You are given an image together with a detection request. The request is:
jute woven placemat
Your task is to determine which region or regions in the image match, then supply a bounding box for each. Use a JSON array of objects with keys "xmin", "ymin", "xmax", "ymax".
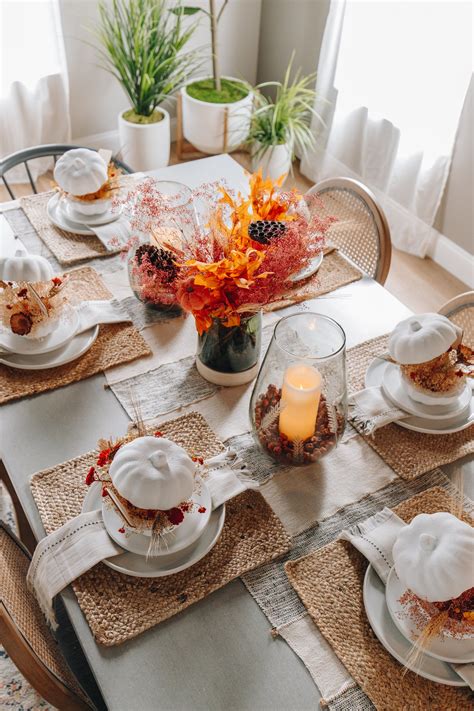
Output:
[
  {"xmin": 30, "ymin": 412, "xmax": 291, "ymax": 646},
  {"xmin": 20, "ymin": 175, "xmax": 137, "ymax": 266},
  {"xmin": 346, "ymin": 334, "xmax": 474, "ymax": 480},
  {"xmin": 264, "ymin": 250, "xmax": 362, "ymax": 311},
  {"xmin": 285, "ymin": 486, "xmax": 473, "ymax": 710},
  {"xmin": 0, "ymin": 266, "xmax": 151, "ymax": 404}
]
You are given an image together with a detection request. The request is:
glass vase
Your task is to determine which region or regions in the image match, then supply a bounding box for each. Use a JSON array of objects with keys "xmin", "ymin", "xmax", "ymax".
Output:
[
  {"xmin": 127, "ymin": 239, "xmax": 182, "ymax": 313},
  {"xmin": 250, "ymin": 312, "xmax": 347, "ymax": 465},
  {"xmin": 196, "ymin": 312, "xmax": 262, "ymax": 386},
  {"xmin": 127, "ymin": 180, "xmax": 199, "ymax": 311}
]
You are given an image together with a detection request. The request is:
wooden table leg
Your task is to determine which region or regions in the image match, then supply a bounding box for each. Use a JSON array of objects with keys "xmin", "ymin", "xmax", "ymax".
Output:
[{"xmin": 0, "ymin": 459, "xmax": 36, "ymax": 554}]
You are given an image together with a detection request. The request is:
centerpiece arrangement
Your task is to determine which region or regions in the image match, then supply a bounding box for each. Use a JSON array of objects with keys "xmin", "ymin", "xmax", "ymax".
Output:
[{"xmin": 121, "ymin": 171, "xmax": 336, "ymax": 384}]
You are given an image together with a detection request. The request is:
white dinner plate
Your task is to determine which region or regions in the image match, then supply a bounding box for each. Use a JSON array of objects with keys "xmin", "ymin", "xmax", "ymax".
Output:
[
  {"xmin": 102, "ymin": 479, "xmax": 212, "ymax": 556},
  {"xmin": 0, "ymin": 325, "xmax": 98, "ymax": 370},
  {"xmin": 47, "ymin": 194, "xmax": 120, "ymax": 236},
  {"xmin": 365, "ymin": 358, "xmax": 474, "ymax": 434},
  {"xmin": 0, "ymin": 307, "xmax": 79, "ymax": 355},
  {"xmin": 288, "ymin": 252, "xmax": 323, "ymax": 283},
  {"xmin": 385, "ymin": 567, "xmax": 474, "ymax": 664},
  {"xmin": 65, "ymin": 201, "xmax": 122, "ymax": 226},
  {"xmin": 83, "ymin": 483, "xmax": 226, "ymax": 578},
  {"xmin": 363, "ymin": 565, "xmax": 467, "ymax": 686},
  {"xmin": 381, "ymin": 362, "xmax": 471, "ymax": 420}
]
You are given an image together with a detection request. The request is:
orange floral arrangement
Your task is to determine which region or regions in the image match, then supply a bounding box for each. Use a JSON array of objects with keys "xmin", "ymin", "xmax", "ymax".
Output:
[
  {"xmin": 176, "ymin": 171, "xmax": 336, "ymax": 334},
  {"xmin": 119, "ymin": 171, "xmax": 336, "ymax": 334}
]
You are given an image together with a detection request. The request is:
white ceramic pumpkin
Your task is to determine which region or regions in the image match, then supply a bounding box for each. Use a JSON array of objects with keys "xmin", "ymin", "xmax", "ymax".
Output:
[
  {"xmin": 392, "ymin": 512, "xmax": 474, "ymax": 602},
  {"xmin": 54, "ymin": 148, "xmax": 108, "ymax": 197},
  {"xmin": 388, "ymin": 313, "xmax": 462, "ymax": 365},
  {"xmin": 0, "ymin": 249, "xmax": 53, "ymax": 283},
  {"xmin": 109, "ymin": 436, "xmax": 196, "ymax": 510}
]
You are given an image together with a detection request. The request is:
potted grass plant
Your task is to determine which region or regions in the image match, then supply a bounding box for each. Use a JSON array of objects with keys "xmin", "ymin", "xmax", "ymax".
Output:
[
  {"xmin": 95, "ymin": 0, "xmax": 202, "ymax": 170},
  {"xmin": 173, "ymin": 1, "xmax": 253, "ymax": 154},
  {"xmin": 249, "ymin": 57, "xmax": 323, "ymax": 181}
]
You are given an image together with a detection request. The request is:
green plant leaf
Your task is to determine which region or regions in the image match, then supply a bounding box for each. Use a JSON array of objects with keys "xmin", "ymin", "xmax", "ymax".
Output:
[
  {"xmin": 93, "ymin": 0, "xmax": 205, "ymax": 116},
  {"xmin": 169, "ymin": 6, "xmax": 204, "ymax": 15}
]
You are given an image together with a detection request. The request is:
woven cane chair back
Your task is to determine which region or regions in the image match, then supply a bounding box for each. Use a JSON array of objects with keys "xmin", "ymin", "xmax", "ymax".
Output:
[
  {"xmin": 0, "ymin": 523, "xmax": 91, "ymax": 709},
  {"xmin": 439, "ymin": 291, "xmax": 474, "ymax": 349},
  {"xmin": 307, "ymin": 177, "xmax": 392, "ymax": 284}
]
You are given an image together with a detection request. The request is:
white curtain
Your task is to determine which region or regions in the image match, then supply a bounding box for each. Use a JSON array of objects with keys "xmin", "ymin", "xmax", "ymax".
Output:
[
  {"xmin": 301, "ymin": 0, "xmax": 472, "ymax": 256},
  {"xmin": 0, "ymin": 0, "xmax": 71, "ymax": 180}
]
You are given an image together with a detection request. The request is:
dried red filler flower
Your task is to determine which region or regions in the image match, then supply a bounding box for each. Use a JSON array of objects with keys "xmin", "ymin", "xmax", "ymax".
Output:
[
  {"xmin": 166, "ymin": 508, "xmax": 185, "ymax": 526},
  {"xmin": 85, "ymin": 467, "xmax": 96, "ymax": 486},
  {"xmin": 52, "ymin": 277, "xmax": 62, "ymax": 286}
]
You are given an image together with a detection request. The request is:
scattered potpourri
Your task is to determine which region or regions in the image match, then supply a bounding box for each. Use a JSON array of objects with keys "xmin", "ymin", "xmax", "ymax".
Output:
[
  {"xmin": 398, "ymin": 587, "xmax": 474, "ymax": 640},
  {"xmin": 0, "ymin": 276, "xmax": 67, "ymax": 337},
  {"xmin": 118, "ymin": 171, "xmax": 337, "ymax": 330},
  {"xmin": 85, "ymin": 430, "xmax": 206, "ymax": 536}
]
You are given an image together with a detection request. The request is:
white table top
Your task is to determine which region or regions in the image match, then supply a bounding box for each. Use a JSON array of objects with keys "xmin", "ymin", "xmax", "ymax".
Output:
[{"xmin": 1, "ymin": 155, "xmax": 468, "ymax": 710}]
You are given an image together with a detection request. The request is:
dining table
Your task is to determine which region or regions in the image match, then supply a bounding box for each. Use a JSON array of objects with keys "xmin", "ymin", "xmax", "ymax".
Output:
[{"xmin": 0, "ymin": 154, "xmax": 472, "ymax": 710}]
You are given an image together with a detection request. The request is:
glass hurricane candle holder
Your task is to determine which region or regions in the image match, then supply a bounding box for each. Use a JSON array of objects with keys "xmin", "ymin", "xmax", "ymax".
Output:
[
  {"xmin": 250, "ymin": 312, "xmax": 347, "ymax": 465},
  {"xmin": 127, "ymin": 180, "xmax": 199, "ymax": 311}
]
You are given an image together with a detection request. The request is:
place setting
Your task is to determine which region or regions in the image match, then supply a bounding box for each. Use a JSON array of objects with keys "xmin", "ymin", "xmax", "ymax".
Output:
[
  {"xmin": 47, "ymin": 147, "xmax": 130, "ymax": 248},
  {"xmin": 349, "ymin": 312, "xmax": 474, "ymax": 436},
  {"xmin": 0, "ymin": 250, "xmax": 131, "ymax": 370},
  {"xmin": 284, "ymin": 483, "xmax": 474, "ymax": 706},
  {"xmin": 28, "ymin": 411, "xmax": 291, "ymax": 644}
]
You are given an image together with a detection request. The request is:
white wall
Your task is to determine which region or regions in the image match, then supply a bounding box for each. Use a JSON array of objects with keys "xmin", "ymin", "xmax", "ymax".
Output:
[
  {"xmin": 257, "ymin": 0, "xmax": 329, "ymax": 86},
  {"xmin": 58, "ymin": 0, "xmax": 262, "ymax": 141},
  {"xmin": 434, "ymin": 75, "xmax": 473, "ymax": 256}
]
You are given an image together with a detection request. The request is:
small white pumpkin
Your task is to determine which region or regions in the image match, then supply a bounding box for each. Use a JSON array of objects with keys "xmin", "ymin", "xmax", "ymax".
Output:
[
  {"xmin": 109, "ymin": 436, "xmax": 195, "ymax": 510},
  {"xmin": 393, "ymin": 512, "xmax": 474, "ymax": 602},
  {"xmin": 388, "ymin": 313, "xmax": 462, "ymax": 365},
  {"xmin": 54, "ymin": 148, "xmax": 108, "ymax": 196},
  {"xmin": 0, "ymin": 249, "xmax": 53, "ymax": 283}
]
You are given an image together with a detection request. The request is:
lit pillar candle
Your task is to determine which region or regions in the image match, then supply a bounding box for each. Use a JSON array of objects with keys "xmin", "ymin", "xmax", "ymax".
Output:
[{"xmin": 279, "ymin": 363, "xmax": 322, "ymax": 441}]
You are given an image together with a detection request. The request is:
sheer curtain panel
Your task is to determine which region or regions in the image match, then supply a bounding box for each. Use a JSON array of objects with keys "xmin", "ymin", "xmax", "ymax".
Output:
[
  {"xmin": 301, "ymin": 0, "xmax": 472, "ymax": 256},
  {"xmin": 0, "ymin": 0, "xmax": 71, "ymax": 180}
]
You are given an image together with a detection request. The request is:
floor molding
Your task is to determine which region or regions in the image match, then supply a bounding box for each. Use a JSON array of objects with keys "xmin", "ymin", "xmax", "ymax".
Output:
[{"xmin": 427, "ymin": 233, "xmax": 474, "ymax": 289}]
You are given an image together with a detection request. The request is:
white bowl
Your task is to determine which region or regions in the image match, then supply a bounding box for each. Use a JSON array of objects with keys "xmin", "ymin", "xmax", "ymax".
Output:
[{"xmin": 66, "ymin": 195, "xmax": 111, "ymax": 216}]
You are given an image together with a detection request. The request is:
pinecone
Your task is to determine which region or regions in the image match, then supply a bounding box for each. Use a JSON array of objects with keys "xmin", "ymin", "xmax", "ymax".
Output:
[
  {"xmin": 135, "ymin": 244, "xmax": 178, "ymax": 282},
  {"xmin": 248, "ymin": 220, "xmax": 287, "ymax": 245}
]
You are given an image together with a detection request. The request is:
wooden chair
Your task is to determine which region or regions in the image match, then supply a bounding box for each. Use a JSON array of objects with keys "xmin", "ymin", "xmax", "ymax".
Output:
[
  {"xmin": 306, "ymin": 177, "xmax": 392, "ymax": 284},
  {"xmin": 0, "ymin": 522, "xmax": 100, "ymax": 710},
  {"xmin": 439, "ymin": 291, "xmax": 474, "ymax": 348},
  {"xmin": 0, "ymin": 143, "xmax": 133, "ymax": 200}
]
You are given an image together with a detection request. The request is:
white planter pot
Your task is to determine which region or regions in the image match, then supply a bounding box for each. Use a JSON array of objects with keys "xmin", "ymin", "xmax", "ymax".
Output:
[
  {"xmin": 118, "ymin": 107, "xmax": 170, "ymax": 171},
  {"xmin": 181, "ymin": 77, "xmax": 253, "ymax": 155},
  {"xmin": 252, "ymin": 142, "xmax": 292, "ymax": 181}
]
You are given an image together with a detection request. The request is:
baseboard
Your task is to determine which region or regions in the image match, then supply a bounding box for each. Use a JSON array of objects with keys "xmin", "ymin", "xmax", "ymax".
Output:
[
  {"xmin": 73, "ymin": 118, "xmax": 178, "ymax": 155},
  {"xmin": 427, "ymin": 234, "xmax": 474, "ymax": 288}
]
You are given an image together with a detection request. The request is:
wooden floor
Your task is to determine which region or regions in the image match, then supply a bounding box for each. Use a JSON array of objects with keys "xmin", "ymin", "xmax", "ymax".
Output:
[{"xmin": 1, "ymin": 148, "xmax": 469, "ymax": 314}]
